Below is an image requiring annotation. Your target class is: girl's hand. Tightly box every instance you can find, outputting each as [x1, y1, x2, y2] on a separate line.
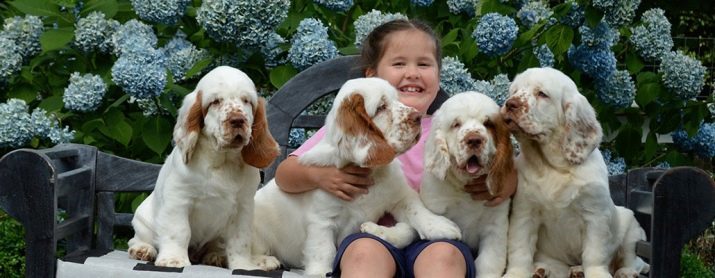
[464, 167, 518, 207]
[315, 164, 374, 201]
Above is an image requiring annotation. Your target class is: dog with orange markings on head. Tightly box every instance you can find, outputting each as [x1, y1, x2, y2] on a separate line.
[127, 66, 281, 271]
[251, 77, 462, 277]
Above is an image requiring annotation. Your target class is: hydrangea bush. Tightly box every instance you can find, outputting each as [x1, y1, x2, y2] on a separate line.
[0, 0, 712, 171]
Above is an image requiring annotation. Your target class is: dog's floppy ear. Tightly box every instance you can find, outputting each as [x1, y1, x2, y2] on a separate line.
[174, 91, 204, 164]
[486, 114, 515, 196]
[242, 97, 280, 168]
[560, 91, 603, 165]
[336, 93, 396, 167]
[424, 128, 450, 180]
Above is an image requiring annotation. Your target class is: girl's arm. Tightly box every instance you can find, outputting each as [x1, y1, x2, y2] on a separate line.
[274, 156, 374, 201]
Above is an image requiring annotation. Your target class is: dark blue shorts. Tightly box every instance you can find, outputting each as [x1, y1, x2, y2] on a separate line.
[331, 233, 475, 278]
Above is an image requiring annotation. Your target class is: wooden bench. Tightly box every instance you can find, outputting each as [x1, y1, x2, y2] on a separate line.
[1, 56, 714, 277]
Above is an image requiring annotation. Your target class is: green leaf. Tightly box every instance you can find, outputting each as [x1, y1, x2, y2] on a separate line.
[643, 132, 658, 161]
[9, 0, 61, 16]
[614, 126, 642, 161]
[40, 27, 75, 53]
[81, 0, 119, 18]
[185, 57, 213, 79]
[544, 25, 574, 55]
[636, 72, 659, 84]
[103, 108, 133, 146]
[339, 45, 359, 55]
[131, 193, 148, 212]
[142, 117, 172, 155]
[635, 83, 662, 107]
[81, 118, 105, 132]
[269, 65, 298, 88]
[625, 53, 644, 74]
[584, 6, 603, 28]
[38, 95, 64, 112]
[441, 28, 460, 46]
[7, 85, 37, 103]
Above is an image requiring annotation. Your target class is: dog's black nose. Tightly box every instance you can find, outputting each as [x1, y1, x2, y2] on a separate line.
[229, 114, 246, 128]
[409, 111, 422, 123]
[506, 98, 520, 111]
[466, 135, 483, 149]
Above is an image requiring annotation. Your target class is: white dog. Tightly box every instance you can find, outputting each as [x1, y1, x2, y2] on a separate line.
[419, 92, 514, 278]
[251, 77, 462, 276]
[501, 68, 649, 278]
[127, 66, 281, 270]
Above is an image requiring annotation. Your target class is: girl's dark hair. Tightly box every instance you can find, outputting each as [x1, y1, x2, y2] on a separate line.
[359, 19, 442, 73]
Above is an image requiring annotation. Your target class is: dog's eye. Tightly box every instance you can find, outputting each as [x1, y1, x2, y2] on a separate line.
[241, 97, 250, 105]
[376, 103, 388, 113]
[484, 120, 494, 129]
[537, 91, 548, 98]
[210, 99, 221, 106]
[451, 120, 461, 129]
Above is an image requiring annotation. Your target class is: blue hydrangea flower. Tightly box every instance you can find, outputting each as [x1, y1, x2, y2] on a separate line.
[410, 0, 434, 7]
[129, 96, 164, 116]
[473, 13, 519, 57]
[654, 161, 670, 169]
[447, 0, 477, 16]
[0, 99, 34, 148]
[561, 2, 584, 28]
[313, 0, 353, 12]
[579, 21, 618, 50]
[659, 51, 706, 100]
[601, 149, 627, 175]
[672, 122, 715, 159]
[0, 36, 23, 81]
[307, 95, 335, 116]
[0, 99, 75, 148]
[161, 33, 211, 81]
[568, 44, 617, 82]
[130, 0, 190, 25]
[1, 15, 43, 60]
[487, 74, 511, 106]
[63, 72, 107, 112]
[440, 56, 478, 96]
[353, 10, 408, 47]
[110, 19, 158, 56]
[261, 32, 287, 68]
[196, 0, 290, 49]
[708, 93, 715, 116]
[629, 8, 673, 62]
[288, 128, 307, 148]
[288, 18, 339, 71]
[533, 44, 554, 67]
[73, 11, 121, 54]
[592, 0, 640, 27]
[596, 70, 635, 108]
[111, 47, 168, 99]
[517, 1, 553, 28]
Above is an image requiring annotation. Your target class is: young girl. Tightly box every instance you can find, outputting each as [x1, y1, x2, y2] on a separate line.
[275, 19, 517, 278]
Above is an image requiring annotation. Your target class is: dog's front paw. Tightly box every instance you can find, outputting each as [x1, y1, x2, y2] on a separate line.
[155, 254, 191, 268]
[417, 216, 461, 240]
[128, 242, 157, 261]
[251, 255, 281, 271]
[614, 267, 640, 278]
[568, 266, 584, 278]
[584, 266, 612, 278]
[360, 222, 417, 248]
[201, 251, 227, 268]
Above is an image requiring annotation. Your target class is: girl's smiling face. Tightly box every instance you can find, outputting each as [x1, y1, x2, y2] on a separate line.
[366, 29, 440, 115]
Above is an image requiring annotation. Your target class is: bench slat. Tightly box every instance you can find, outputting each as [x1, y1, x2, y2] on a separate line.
[56, 166, 93, 197]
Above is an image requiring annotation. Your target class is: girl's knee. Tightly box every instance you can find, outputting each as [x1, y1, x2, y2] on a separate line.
[416, 242, 465, 267]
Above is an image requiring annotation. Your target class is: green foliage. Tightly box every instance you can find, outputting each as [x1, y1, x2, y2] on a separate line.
[0, 212, 25, 278]
[681, 247, 715, 278]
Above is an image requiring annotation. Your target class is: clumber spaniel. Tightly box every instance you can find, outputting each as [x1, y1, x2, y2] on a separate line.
[501, 67, 649, 278]
[127, 66, 280, 270]
[419, 92, 514, 278]
[252, 77, 461, 276]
